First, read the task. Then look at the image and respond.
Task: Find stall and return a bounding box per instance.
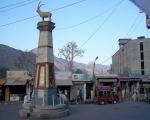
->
[5,71,33,101]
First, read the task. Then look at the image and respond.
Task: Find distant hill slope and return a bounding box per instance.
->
[0,44,22,70]
[0,44,110,74]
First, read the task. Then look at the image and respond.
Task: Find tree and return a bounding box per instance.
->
[14,50,36,72]
[58,41,84,71]
[0,67,9,79]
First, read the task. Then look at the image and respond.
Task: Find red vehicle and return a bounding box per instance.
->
[96,86,119,105]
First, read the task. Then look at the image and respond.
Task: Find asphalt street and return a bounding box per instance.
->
[0,101,150,120]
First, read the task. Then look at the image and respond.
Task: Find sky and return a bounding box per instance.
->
[0,0,150,66]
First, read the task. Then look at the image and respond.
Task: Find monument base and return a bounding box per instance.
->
[19,104,69,119]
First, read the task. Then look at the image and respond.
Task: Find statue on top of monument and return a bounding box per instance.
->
[36,1,52,21]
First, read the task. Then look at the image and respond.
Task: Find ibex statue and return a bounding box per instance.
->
[36,2,52,21]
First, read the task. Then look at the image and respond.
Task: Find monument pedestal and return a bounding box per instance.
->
[19,104,69,119]
[19,21,69,119]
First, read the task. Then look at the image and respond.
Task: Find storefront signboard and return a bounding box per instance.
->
[72,74,89,81]
[55,72,72,80]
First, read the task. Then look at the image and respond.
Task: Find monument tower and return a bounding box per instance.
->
[19,2,69,119]
[34,10,56,106]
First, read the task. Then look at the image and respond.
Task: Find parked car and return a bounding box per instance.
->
[96,86,119,105]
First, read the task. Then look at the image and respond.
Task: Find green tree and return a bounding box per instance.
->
[58,41,84,71]
[0,67,9,79]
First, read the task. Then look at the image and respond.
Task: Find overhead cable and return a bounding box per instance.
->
[0,0,40,13]
[56,1,123,30]
[79,0,123,49]
[0,0,86,28]
[0,0,34,9]
[128,15,145,38]
[99,14,145,65]
[125,13,140,38]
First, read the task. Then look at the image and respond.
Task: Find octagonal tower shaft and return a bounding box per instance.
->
[33,21,57,106]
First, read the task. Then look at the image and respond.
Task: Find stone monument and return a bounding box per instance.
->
[19,2,69,119]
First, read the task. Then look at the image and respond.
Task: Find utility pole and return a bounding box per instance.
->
[93,57,98,99]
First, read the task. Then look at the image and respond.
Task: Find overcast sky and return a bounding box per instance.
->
[0,0,149,65]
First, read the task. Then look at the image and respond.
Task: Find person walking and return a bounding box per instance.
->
[76,88,80,104]
[0,89,2,100]
[91,89,94,102]
[79,89,82,101]
[132,92,137,101]
[23,94,27,105]
[122,89,125,99]
[65,90,68,99]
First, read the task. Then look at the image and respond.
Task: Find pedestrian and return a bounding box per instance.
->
[122,89,125,99]
[79,89,82,101]
[77,88,79,99]
[91,89,94,101]
[65,89,68,98]
[23,94,27,105]
[61,93,67,104]
[132,92,137,101]
[75,88,79,104]
[0,89,2,100]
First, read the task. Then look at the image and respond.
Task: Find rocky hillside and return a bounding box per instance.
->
[0,44,110,74]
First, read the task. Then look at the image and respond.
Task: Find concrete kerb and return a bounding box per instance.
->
[0,101,24,105]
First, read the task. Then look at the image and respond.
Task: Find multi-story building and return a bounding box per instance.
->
[111,36,150,75]
[111,36,150,94]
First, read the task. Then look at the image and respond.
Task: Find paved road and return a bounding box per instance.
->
[0,101,150,120]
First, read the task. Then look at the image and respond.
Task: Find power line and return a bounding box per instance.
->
[0,0,40,13]
[98,14,145,65]
[0,0,34,9]
[125,13,140,38]
[0,0,86,28]
[128,15,145,38]
[79,0,123,49]
[55,1,122,30]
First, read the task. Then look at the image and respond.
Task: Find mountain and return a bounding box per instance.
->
[0,44,110,75]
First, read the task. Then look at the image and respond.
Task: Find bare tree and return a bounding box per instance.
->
[14,50,36,72]
[58,41,84,71]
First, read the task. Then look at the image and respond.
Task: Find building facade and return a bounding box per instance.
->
[71,74,92,100]
[111,36,150,75]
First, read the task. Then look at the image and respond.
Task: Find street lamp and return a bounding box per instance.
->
[93,57,98,93]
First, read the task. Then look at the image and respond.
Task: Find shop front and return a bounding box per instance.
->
[118,73,149,94]
[96,74,118,92]
[118,73,131,93]
[55,72,73,100]
[72,74,92,100]
[0,79,6,101]
[5,71,33,101]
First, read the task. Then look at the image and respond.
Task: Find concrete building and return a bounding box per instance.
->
[111,36,150,75]
[71,74,92,100]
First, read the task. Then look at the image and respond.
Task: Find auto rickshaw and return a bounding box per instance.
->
[96,86,119,105]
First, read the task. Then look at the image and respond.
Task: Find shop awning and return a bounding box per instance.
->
[4,79,27,85]
[142,84,150,88]
[119,79,130,81]
[96,86,111,91]
[0,79,7,85]
[142,79,150,82]
[55,80,73,86]
[130,79,141,81]
[98,79,117,82]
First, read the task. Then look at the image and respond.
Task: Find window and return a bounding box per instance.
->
[141,61,144,69]
[140,42,143,51]
[140,52,144,60]
[141,70,145,75]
